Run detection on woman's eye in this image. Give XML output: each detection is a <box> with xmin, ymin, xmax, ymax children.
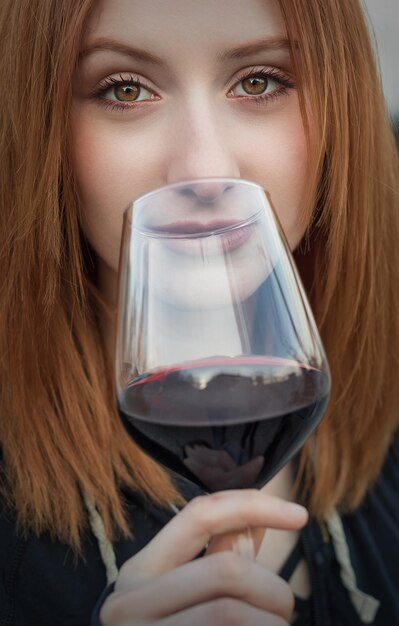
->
<box><xmin>231</xmin><ymin>74</ymin><xmax>279</xmax><ymax>97</ymax></box>
<box><xmin>103</xmin><ymin>82</ymin><xmax>153</xmax><ymax>103</ymax></box>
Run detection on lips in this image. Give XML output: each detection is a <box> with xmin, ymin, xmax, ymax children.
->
<box><xmin>148</xmin><ymin>220</ymin><xmax>255</xmax><ymax>255</ymax></box>
<box><xmin>218</xmin><ymin>224</ymin><xmax>254</xmax><ymax>252</ymax></box>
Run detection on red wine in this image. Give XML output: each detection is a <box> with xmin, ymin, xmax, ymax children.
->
<box><xmin>118</xmin><ymin>356</ymin><xmax>329</xmax><ymax>491</ymax></box>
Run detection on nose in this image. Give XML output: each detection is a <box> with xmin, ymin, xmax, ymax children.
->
<box><xmin>178</xmin><ymin>180</ymin><xmax>234</xmax><ymax>204</ymax></box>
<box><xmin>165</xmin><ymin>100</ymin><xmax>240</xmax><ymax>188</ymax></box>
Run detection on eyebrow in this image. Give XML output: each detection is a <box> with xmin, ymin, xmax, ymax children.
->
<box><xmin>218</xmin><ymin>37</ymin><xmax>291</xmax><ymax>62</ymax></box>
<box><xmin>80</xmin><ymin>36</ymin><xmax>291</xmax><ymax>66</ymax></box>
<box><xmin>80</xmin><ymin>38</ymin><xmax>166</xmax><ymax>66</ymax></box>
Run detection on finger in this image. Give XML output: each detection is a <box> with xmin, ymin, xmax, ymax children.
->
<box><xmin>101</xmin><ymin>599</ymin><xmax>289</xmax><ymax>626</ymax></box>
<box><xmin>105</xmin><ymin>554</ymin><xmax>293</xmax><ymax>622</ymax></box>
<box><xmin>157</xmin><ymin>598</ymin><xmax>289</xmax><ymax>626</ymax></box>
<box><xmin>118</xmin><ymin>491</ymin><xmax>308</xmax><ymax>580</ymax></box>
<box><xmin>156</xmin><ymin>599</ymin><xmax>290</xmax><ymax>626</ymax></box>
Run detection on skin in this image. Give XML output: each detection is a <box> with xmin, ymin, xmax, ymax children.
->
<box><xmin>100</xmin><ymin>491</ymin><xmax>308</xmax><ymax>626</ymax></box>
<box><xmin>71</xmin><ymin>0</ymin><xmax>311</xmax><ymax>622</ymax></box>
<box><xmin>71</xmin><ymin>0</ymin><xmax>309</xmax><ymax>305</ymax></box>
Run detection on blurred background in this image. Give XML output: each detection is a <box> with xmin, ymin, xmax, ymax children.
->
<box><xmin>363</xmin><ymin>0</ymin><xmax>399</xmax><ymax>144</ymax></box>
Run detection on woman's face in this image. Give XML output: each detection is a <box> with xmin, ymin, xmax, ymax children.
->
<box><xmin>71</xmin><ymin>0</ymin><xmax>309</xmax><ymax>301</ymax></box>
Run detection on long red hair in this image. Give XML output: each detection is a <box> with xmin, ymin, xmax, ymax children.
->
<box><xmin>0</xmin><ymin>0</ymin><xmax>183</xmax><ymax>550</ymax></box>
<box><xmin>281</xmin><ymin>0</ymin><xmax>399</xmax><ymax>513</ymax></box>
<box><xmin>0</xmin><ymin>0</ymin><xmax>398</xmax><ymax>549</ymax></box>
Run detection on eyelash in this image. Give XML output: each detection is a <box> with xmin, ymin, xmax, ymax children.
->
<box><xmin>229</xmin><ymin>68</ymin><xmax>296</xmax><ymax>104</ymax></box>
<box><xmin>91</xmin><ymin>68</ymin><xmax>296</xmax><ymax>112</ymax></box>
<box><xmin>90</xmin><ymin>74</ymin><xmax>157</xmax><ymax>112</ymax></box>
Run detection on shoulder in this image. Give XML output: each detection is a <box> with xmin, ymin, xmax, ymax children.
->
<box><xmin>299</xmin><ymin>438</ymin><xmax>399</xmax><ymax>626</ymax></box>
<box><xmin>0</xmin><ymin>489</ymin><xmax>113</xmax><ymax>626</ymax></box>
<box><xmin>337</xmin><ymin>435</ymin><xmax>399</xmax><ymax>624</ymax></box>
<box><xmin>0</xmin><ymin>477</ymin><xmax>179</xmax><ymax>626</ymax></box>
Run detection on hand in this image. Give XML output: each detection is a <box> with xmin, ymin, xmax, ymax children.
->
<box><xmin>100</xmin><ymin>490</ymin><xmax>308</xmax><ymax>626</ymax></box>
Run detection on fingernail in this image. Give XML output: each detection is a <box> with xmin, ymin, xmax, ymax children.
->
<box><xmin>232</xmin><ymin>534</ymin><xmax>256</xmax><ymax>561</ymax></box>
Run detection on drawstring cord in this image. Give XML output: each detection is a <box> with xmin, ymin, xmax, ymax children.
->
<box><xmin>84</xmin><ymin>495</ymin><xmax>181</xmax><ymax>586</ymax></box>
<box><xmin>84</xmin><ymin>493</ymin><xmax>380</xmax><ymax>624</ymax></box>
<box><xmin>326</xmin><ymin>509</ymin><xmax>380</xmax><ymax>624</ymax></box>
<box><xmin>83</xmin><ymin>493</ymin><xmax>119</xmax><ymax>585</ymax></box>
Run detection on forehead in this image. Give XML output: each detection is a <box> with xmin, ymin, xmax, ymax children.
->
<box><xmin>83</xmin><ymin>0</ymin><xmax>287</xmax><ymax>54</ymax></box>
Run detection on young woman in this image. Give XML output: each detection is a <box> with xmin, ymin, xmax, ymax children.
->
<box><xmin>0</xmin><ymin>0</ymin><xmax>398</xmax><ymax>625</ymax></box>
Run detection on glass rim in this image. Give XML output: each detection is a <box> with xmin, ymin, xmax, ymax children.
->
<box><xmin>123</xmin><ymin>177</ymin><xmax>269</xmax><ymax>226</ymax></box>
<box><xmin>134</xmin><ymin>208</ymin><xmax>265</xmax><ymax>239</ymax></box>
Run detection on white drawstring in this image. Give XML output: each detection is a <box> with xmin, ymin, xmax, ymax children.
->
<box><xmin>326</xmin><ymin>509</ymin><xmax>380</xmax><ymax>624</ymax></box>
<box><xmin>84</xmin><ymin>491</ymin><xmax>381</xmax><ymax>624</ymax></box>
<box><xmin>84</xmin><ymin>493</ymin><xmax>119</xmax><ymax>585</ymax></box>
<box><xmin>84</xmin><ymin>497</ymin><xmax>181</xmax><ymax>587</ymax></box>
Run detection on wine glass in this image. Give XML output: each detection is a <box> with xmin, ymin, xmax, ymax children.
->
<box><xmin>115</xmin><ymin>178</ymin><xmax>330</xmax><ymax>498</ymax></box>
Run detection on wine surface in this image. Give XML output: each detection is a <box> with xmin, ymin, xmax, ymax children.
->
<box><xmin>119</xmin><ymin>357</ymin><xmax>329</xmax><ymax>491</ymax></box>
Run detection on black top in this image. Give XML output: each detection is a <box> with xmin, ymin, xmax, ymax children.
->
<box><xmin>1</xmin><ymin>441</ymin><xmax>398</xmax><ymax>626</ymax></box>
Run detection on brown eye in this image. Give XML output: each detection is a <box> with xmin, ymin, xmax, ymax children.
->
<box><xmin>241</xmin><ymin>76</ymin><xmax>268</xmax><ymax>95</ymax></box>
<box><xmin>114</xmin><ymin>84</ymin><xmax>140</xmax><ymax>101</ymax></box>
<box><xmin>229</xmin><ymin>73</ymin><xmax>280</xmax><ymax>98</ymax></box>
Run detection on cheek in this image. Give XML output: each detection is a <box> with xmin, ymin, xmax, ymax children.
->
<box><xmin>70</xmin><ymin>99</ymin><xmax>310</xmax><ymax>273</ymax></box>
<box><xmin>264</xmin><ymin>143</ymin><xmax>308</xmax><ymax>250</ymax></box>
<box><xmin>70</xmin><ymin>112</ymin><xmax>164</xmax><ymax>271</ymax></box>
<box><xmin>238</xmin><ymin>108</ymin><xmax>309</xmax><ymax>250</ymax></box>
